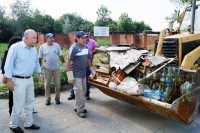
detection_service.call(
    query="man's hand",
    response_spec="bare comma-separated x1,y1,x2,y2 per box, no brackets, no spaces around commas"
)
66,71,75,84
62,63,66,72
3,76,7,84
6,79,14,91
89,66,96,78
38,74,44,85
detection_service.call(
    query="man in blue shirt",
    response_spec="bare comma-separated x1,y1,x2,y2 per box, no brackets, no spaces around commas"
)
66,31,96,118
5,29,41,133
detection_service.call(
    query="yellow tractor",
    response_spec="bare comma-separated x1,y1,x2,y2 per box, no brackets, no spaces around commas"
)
155,0,200,70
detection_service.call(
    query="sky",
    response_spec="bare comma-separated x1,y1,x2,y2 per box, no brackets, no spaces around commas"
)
1,0,177,31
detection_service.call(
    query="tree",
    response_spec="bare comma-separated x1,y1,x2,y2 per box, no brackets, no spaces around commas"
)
10,0,33,20
33,15,55,33
0,6,5,35
0,6,13,42
170,0,191,6
108,20,119,32
54,20,63,34
95,5,112,26
133,21,152,34
118,13,134,32
0,6,5,19
165,0,191,30
9,0,33,35
60,13,93,33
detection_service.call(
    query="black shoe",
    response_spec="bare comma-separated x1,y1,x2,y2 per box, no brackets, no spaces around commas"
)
74,108,87,113
68,95,75,100
45,100,50,106
24,124,40,130
10,126,24,133
33,109,37,113
55,100,60,104
85,96,90,100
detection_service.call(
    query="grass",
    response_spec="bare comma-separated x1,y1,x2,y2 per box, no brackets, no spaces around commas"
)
0,85,7,92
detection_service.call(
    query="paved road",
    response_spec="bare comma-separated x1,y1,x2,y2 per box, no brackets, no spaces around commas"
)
0,86,200,133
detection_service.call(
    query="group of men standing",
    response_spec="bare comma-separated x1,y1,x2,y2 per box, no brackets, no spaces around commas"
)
2,29,97,133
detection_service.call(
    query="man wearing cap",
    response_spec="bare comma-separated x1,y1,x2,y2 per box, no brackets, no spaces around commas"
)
38,33,66,105
66,31,96,118
68,33,98,100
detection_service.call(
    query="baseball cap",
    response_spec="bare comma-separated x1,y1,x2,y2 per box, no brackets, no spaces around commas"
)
45,33,55,38
76,31,87,38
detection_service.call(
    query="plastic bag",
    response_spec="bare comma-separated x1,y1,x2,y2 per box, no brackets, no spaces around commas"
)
108,82,118,90
127,84,149,95
116,77,137,92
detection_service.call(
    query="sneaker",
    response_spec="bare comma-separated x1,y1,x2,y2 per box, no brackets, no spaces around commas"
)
85,96,90,100
55,100,60,104
74,109,87,113
45,100,50,106
77,112,86,118
68,95,75,100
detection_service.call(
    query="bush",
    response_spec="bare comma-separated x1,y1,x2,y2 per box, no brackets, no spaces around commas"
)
96,37,110,47
33,71,68,96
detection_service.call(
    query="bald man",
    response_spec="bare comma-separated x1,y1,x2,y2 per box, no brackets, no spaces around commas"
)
5,29,41,133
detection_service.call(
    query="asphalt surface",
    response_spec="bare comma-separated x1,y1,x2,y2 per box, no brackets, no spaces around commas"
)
0,86,200,133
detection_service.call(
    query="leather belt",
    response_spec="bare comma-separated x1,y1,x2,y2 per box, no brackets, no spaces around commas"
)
12,75,31,79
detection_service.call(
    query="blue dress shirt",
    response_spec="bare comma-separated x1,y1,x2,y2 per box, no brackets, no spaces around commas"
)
4,41,41,78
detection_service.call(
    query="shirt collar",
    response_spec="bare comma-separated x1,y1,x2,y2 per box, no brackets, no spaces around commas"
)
22,41,32,48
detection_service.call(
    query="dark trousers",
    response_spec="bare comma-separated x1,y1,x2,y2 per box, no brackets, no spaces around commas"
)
70,67,91,97
9,91,13,115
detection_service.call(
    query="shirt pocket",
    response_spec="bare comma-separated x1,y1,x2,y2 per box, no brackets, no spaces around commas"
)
53,49,58,55
16,52,25,63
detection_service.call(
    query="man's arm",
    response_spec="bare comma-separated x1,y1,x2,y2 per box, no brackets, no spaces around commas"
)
4,47,15,91
59,55,65,63
91,40,98,55
66,58,74,84
66,58,71,72
91,49,98,55
87,59,92,68
60,55,66,71
39,58,43,66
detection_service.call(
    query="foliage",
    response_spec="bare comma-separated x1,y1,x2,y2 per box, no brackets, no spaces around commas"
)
9,0,33,35
108,21,119,32
0,6,5,19
54,20,63,33
10,0,33,20
170,0,191,8
132,21,152,34
0,0,155,43
0,43,7,58
96,37,110,46
0,85,7,92
118,13,134,32
95,5,112,26
60,13,93,33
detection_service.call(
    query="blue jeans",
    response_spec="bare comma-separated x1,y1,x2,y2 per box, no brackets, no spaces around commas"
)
70,67,91,97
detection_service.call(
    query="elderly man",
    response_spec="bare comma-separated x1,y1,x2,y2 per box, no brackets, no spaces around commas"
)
38,33,66,105
5,29,41,133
